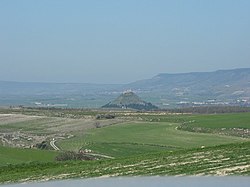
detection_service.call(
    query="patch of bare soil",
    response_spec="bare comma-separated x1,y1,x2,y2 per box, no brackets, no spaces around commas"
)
0,114,41,125
0,113,125,149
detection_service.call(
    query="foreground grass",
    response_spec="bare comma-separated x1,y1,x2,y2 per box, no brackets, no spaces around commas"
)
0,142,249,184
0,146,58,166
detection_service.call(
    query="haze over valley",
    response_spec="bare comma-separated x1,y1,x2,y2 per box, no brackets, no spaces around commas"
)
1,68,249,109
0,1,250,186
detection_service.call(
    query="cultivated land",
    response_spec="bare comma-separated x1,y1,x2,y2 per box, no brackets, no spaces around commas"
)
60,122,245,157
0,142,249,183
0,107,249,184
0,146,57,166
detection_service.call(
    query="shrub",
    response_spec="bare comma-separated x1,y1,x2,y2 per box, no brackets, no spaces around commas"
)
55,151,96,161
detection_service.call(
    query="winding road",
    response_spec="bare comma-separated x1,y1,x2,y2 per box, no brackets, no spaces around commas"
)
50,138,114,159
50,138,60,151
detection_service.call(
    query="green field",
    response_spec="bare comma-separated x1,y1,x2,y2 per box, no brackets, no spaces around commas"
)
58,121,246,157
0,146,57,166
186,113,250,129
1,142,249,183
175,113,250,138
0,109,250,183
138,112,250,128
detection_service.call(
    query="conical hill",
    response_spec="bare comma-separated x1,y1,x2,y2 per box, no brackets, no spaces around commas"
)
102,91,158,110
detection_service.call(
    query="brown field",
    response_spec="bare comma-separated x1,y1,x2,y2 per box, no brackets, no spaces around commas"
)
0,113,124,149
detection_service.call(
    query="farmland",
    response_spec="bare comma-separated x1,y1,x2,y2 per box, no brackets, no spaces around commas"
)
0,112,124,149
0,107,249,183
0,146,57,166
177,113,250,138
59,122,245,157
0,142,249,183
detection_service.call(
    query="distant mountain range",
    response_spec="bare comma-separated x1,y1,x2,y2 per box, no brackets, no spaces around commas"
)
125,68,250,107
0,68,249,108
128,68,250,90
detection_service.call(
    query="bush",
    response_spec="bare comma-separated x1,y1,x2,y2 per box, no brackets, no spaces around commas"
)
35,141,51,150
55,151,96,161
95,114,115,120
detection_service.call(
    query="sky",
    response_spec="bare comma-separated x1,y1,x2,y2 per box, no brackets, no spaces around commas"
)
0,0,250,84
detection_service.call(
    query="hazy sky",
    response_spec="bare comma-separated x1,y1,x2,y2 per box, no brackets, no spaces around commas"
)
0,0,249,84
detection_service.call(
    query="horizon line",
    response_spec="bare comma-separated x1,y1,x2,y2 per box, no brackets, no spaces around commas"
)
0,67,249,85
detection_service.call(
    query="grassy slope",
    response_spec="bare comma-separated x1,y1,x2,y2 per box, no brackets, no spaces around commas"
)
58,122,245,157
1,142,249,184
0,146,58,166
187,113,250,129
139,112,250,129
0,111,249,183
175,113,250,138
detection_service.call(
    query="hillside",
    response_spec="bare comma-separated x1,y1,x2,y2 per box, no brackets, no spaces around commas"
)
128,68,250,89
1,142,249,183
0,108,249,183
126,68,250,107
102,91,158,110
0,68,249,108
